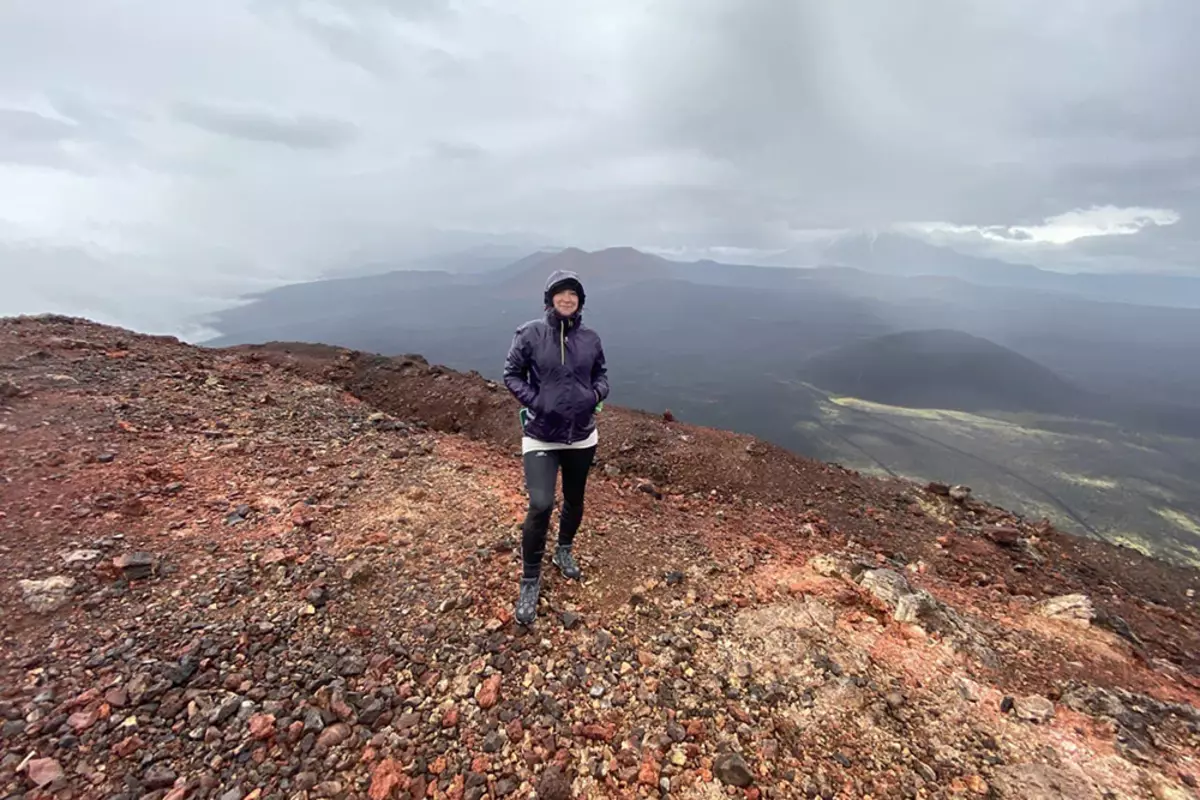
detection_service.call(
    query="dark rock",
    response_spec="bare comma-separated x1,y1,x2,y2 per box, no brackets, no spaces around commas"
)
714,752,755,787
115,552,155,580
142,765,177,791
986,527,1022,548
171,655,200,686
337,655,366,677
535,765,572,800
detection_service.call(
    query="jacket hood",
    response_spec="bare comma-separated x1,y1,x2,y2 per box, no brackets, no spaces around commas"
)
543,269,586,309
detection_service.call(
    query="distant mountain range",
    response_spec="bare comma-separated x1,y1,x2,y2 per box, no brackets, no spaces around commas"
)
770,231,1200,309
199,242,1200,412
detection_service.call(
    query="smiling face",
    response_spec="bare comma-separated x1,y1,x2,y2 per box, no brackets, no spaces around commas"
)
552,288,579,317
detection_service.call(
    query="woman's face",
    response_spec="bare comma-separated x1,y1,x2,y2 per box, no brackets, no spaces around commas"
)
553,289,579,317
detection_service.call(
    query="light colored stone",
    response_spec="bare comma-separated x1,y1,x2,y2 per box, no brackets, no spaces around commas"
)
18,575,76,612
1036,594,1095,626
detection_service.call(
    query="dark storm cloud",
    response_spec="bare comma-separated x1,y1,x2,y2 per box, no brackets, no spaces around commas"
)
631,0,1200,232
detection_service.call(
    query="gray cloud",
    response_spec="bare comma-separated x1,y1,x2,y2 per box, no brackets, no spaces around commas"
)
0,108,78,169
0,108,76,143
1,0,1198,337
174,102,358,150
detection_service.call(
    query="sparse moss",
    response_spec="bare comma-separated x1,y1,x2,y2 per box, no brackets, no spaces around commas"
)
798,389,1200,566
1153,507,1200,538
1055,472,1119,490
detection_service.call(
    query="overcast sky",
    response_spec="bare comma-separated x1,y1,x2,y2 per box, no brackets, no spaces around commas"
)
2,0,1198,337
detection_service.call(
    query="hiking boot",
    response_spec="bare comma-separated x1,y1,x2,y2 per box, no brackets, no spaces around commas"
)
515,576,541,626
552,546,582,581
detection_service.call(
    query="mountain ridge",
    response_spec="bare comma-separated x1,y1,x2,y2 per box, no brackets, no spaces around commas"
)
2,314,1198,798
799,329,1087,415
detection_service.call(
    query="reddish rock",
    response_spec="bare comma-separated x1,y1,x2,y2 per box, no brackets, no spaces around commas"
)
317,722,351,748
248,713,276,741
987,526,1022,547
67,709,97,732
26,758,64,787
441,706,459,728
638,758,661,787
112,734,145,758
476,674,502,709
369,758,408,800
578,722,615,742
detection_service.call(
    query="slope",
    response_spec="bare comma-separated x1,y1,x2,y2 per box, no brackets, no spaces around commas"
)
2,315,1199,800
799,329,1087,415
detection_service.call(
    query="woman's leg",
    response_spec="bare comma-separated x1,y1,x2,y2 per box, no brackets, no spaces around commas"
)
520,449,561,579
552,445,596,579
516,449,560,625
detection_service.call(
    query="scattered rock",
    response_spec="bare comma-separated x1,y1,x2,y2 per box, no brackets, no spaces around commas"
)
113,552,155,580
536,765,572,800
990,763,1100,799
986,527,1022,547
1036,594,1095,625
860,568,997,665
809,552,870,582
368,758,407,800
62,549,103,569
316,722,351,748
26,757,65,787
1014,695,1056,723
18,575,76,612
476,674,502,709
949,485,972,502
714,752,755,787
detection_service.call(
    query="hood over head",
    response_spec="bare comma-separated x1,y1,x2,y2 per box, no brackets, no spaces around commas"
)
543,269,586,310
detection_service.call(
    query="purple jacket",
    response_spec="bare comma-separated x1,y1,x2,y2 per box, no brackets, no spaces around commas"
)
503,270,609,444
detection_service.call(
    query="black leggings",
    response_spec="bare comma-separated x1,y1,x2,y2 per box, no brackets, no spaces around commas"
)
521,445,596,578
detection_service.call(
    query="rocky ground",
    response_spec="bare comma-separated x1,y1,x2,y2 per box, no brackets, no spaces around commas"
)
1,315,1199,800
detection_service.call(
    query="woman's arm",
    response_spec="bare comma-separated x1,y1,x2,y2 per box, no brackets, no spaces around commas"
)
591,336,609,403
503,328,538,408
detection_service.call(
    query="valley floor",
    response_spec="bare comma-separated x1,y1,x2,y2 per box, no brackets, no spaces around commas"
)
787,386,1200,568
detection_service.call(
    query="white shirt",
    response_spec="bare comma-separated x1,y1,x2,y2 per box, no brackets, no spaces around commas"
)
522,427,598,455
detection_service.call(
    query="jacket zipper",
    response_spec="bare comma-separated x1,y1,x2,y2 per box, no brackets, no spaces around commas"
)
561,321,570,442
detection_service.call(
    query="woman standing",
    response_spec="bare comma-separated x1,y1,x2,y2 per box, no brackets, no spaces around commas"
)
503,269,609,625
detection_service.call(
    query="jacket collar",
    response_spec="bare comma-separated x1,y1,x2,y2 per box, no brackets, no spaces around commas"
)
545,307,582,328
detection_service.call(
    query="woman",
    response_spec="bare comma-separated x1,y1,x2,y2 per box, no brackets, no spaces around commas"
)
502,269,609,625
